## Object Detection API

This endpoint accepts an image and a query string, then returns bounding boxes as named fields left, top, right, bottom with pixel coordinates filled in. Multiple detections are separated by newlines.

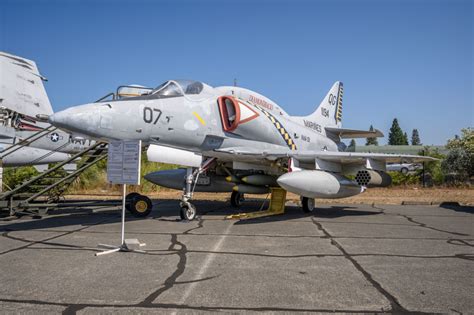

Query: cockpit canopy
left=151, top=80, right=207, bottom=98
left=101, top=80, right=214, bottom=102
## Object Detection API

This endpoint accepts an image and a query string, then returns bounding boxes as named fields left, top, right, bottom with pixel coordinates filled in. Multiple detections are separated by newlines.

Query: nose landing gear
left=180, top=167, right=196, bottom=221
left=180, top=202, right=197, bottom=221
left=179, top=158, right=216, bottom=221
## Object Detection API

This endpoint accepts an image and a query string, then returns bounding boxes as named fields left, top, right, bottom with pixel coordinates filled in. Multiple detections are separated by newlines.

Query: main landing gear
left=230, top=191, right=245, bottom=208
left=301, top=197, right=315, bottom=213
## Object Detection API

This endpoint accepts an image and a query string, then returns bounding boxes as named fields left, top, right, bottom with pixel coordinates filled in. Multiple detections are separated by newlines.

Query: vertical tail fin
left=295, top=81, right=344, bottom=129
left=0, top=51, right=53, bottom=117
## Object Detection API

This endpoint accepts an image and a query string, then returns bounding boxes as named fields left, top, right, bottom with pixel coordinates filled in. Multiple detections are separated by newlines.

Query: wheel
left=126, top=192, right=140, bottom=201
left=125, top=192, right=141, bottom=211
left=230, top=191, right=245, bottom=208
left=401, top=167, right=409, bottom=174
left=128, top=195, right=153, bottom=217
left=180, top=203, right=197, bottom=221
left=301, top=197, right=315, bottom=213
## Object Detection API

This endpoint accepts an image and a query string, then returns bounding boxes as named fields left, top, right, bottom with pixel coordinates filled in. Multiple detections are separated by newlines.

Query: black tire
left=180, top=203, right=197, bottom=221
left=230, top=191, right=244, bottom=208
left=125, top=192, right=141, bottom=211
left=401, top=167, right=409, bottom=175
left=128, top=195, right=153, bottom=217
left=302, top=197, right=315, bottom=213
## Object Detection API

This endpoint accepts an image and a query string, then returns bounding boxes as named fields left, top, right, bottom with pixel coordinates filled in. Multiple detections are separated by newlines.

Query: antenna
left=233, top=78, right=237, bottom=87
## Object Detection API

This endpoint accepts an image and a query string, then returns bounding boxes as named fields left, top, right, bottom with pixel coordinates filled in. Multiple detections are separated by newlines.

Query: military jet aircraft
left=49, top=79, right=435, bottom=220
left=0, top=51, right=95, bottom=168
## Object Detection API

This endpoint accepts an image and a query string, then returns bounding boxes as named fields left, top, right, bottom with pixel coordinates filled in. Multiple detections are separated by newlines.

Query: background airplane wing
left=213, top=147, right=437, bottom=164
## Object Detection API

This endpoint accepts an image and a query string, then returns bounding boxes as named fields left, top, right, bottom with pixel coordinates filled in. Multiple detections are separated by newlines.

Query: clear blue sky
left=1, top=0, right=472, bottom=145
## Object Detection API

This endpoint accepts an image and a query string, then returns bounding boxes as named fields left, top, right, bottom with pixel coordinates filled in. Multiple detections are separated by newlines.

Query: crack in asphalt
left=63, top=222, right=195, bottom=314
left=401, top=215, right=469, bottom=236
left=62, top=205, right=232, bottom=314
left=447, top=239, right=474, bottom=247
left=136, top=204, right=230, bottom=308
left=310, top=217, right=408, bottom=313
left=138, top=233, right=188, bottom=306
left=372, top=205, right=471, bottom=237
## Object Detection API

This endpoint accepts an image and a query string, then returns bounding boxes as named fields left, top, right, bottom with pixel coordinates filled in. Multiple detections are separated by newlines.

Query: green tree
left=420, top=147, right=445, bottom=185
left=442, top=128, right=474, bottom=182
left=403, top=132, right=409, bottom=145
left=365, top=125, right=378, bottom=146
left=446, top=128, right=474, bottom=153
left=442, top=148, right=472, bottom=183
left=388, top=118, right=406, bottom=145
left=411, top=129, right=421, bottom=145
left=347, top=139, right=356, bottom=152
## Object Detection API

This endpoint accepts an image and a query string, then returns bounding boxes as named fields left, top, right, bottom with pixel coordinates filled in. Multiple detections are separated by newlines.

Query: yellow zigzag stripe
left=258, top=107, right=297, bottom=151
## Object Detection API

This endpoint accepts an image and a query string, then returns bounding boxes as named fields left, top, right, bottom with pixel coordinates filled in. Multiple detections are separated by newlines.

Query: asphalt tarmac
left=0, top=199, right=472, bottom=314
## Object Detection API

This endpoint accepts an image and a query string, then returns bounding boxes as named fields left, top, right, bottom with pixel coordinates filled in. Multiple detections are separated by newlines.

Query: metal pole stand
left=96, top=184, right=146, bottom=256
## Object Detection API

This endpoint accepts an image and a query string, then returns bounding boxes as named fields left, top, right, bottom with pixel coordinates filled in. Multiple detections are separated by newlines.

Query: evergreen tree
left=411, top=129, right=421, bottom=145
left=403, top=132, right=409, bottom=145
left=347, top=139, right=356, bottom=152
left=365, top=125, right=378, bottom=146
left=388, top=118, right=406, bottom=145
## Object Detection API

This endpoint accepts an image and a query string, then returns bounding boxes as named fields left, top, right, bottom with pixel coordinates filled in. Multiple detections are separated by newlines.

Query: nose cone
left=276, top=172, right=300, bottom=192
left=49, top=103, right=100, bottom=135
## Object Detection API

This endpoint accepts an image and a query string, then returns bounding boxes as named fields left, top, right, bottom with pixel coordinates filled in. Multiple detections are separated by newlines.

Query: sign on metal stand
left=96, top=140, right=145, bottom=256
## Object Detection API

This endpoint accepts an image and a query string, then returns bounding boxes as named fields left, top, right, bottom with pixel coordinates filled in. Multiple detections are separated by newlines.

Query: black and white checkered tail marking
left=335, top=83, right=343, bottom=123
left=258, top=107, right=297, bottom=151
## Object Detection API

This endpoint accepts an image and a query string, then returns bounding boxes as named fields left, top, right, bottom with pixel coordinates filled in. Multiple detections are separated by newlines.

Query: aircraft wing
left=214, top=147, right=437, bottom=165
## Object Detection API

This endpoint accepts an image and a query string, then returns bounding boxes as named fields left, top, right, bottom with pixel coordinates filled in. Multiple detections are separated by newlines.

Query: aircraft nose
left=49, top=104, right=100, bottom=134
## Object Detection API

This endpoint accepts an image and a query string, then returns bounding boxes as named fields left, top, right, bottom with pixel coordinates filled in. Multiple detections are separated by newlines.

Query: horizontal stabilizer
left=325, top=127, right=384, bottom=139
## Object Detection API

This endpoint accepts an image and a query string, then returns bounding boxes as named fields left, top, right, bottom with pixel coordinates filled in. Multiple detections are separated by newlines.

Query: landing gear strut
left=180, top=167, right=197, bottom=221
left=178, top=158, right=216, bottom=221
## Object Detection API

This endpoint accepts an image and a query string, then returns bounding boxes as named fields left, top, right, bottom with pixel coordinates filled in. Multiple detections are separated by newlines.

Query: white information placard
left=107, top=140, right=141, bottom=185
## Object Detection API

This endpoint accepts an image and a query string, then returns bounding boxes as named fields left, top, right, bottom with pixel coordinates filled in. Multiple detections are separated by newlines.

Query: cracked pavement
left=0, top=200, right=472, bottom=314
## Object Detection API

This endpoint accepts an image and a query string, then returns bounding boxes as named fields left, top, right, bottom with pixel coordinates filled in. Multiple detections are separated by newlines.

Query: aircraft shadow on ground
left=0, top=199, right=381, bottom=232
left=233, top=205, right=381, bottom=225
left=439, top=202, right=474, bottom=214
